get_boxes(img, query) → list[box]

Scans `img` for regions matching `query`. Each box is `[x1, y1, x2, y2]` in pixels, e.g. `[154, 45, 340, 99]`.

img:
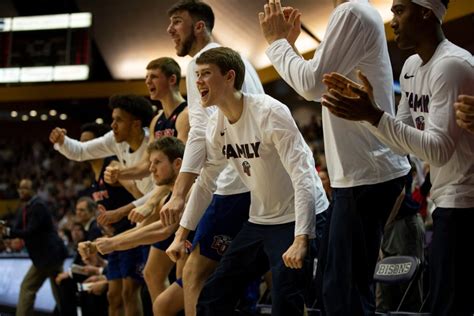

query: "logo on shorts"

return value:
[242, 161, 251, 176]
[415, 116, 425, 130]
[211, 235, 232, 255]
[184, 240, 192, 254]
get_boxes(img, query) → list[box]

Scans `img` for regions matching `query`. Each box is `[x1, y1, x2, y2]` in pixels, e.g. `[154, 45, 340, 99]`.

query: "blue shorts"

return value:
[106, 246, 148, 281]
[153, 231, 195, 251]
[192, 192, 250, 261]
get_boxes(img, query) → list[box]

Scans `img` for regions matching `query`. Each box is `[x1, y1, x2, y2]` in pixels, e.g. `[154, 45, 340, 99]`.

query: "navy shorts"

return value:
[106, 245, 148, 281]
[192, 192, 250, 261]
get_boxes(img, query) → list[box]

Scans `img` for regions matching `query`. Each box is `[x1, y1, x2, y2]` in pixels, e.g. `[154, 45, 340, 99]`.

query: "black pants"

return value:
[321, 176, 405, 316]
[197, 221, 312, 316]
[430, 207, 474, 316]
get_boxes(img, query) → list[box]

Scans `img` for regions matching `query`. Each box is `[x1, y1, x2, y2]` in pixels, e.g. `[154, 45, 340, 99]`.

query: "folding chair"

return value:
[374, 256, 430, 315]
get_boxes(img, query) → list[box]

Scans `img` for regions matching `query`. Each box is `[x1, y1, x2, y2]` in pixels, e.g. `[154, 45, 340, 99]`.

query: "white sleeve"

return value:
[267, 105, 327, 237]
[370, 59, 473, 167]
[179, 128, 227, 230]
[265, 9, 366, 101]
[54, 131, 116, 161]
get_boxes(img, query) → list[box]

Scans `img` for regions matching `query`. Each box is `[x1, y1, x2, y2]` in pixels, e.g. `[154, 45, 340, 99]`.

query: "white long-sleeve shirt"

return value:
[180, 93, 329, 237]
[55, 130, 154, 195]
[266, 0, 410, 188]
[181, 42, 264, 195]
[368, 40, 474, 208]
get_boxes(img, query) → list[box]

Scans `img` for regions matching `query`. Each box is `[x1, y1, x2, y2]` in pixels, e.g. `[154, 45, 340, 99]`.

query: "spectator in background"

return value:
[0, 178, 68, 316]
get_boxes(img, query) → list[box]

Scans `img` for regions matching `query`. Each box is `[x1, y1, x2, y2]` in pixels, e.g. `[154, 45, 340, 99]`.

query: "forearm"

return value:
[118, 160, 150, 181]
[117, 180, 143, 199]
[179, 181, 212, 231]
[114, 221, 176, 250]
[371, 113, 455, 167]
[172, 172, 198, 200]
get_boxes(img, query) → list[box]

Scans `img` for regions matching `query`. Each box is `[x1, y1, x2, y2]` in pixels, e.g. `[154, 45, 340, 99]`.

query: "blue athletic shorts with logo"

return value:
[192, 192, 250, 261]
[106, 245, 148, 281]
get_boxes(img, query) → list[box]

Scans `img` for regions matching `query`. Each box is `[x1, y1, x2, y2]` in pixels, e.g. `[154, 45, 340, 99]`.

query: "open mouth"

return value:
[200, 89, 209, 98]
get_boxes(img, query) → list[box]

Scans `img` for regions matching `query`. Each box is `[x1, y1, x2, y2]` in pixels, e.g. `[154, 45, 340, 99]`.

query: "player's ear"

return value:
[226, 70, 236, 86]
[173, 158, 182, 171]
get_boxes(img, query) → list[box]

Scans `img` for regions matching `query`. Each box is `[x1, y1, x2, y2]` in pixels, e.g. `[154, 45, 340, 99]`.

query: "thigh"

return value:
[185, 244, 219, 281]
[153, 282, 184, 314]
[21, 264, 48, 292]
[144, 247, 174, 279]
[263, 223, 309, 316]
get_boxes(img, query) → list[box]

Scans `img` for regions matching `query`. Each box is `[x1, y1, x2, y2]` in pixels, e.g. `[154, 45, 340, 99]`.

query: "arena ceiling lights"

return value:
[0, 13, 92, 83]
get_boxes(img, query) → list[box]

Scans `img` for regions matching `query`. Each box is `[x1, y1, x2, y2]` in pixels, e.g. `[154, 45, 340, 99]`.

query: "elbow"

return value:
[430, 155, 450, 168]
[429, 150, 454, 167]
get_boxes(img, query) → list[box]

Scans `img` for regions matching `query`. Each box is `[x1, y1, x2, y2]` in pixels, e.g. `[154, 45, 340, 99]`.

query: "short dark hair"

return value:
[80, 122, 111, 138]
[76, 196, 97, 214]
[167, 0, 215, 32]
[147, 136, 184, 162]
[146, 57, 182, 86]
[196, 47, 246, 90]
[19, 178, 39, 192]
[109, 94, 154, 127]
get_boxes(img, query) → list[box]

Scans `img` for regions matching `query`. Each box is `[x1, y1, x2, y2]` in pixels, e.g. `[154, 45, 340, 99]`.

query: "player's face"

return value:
[145, 68, 171, 101]
[390, 0, 423, 50]
[167, 11, 196, 57]
[111, 108, 135, 143]
[75, 200, 93, 225]
[148, 150, 177, 186]
[195, 63, 227, 108]
[80, 131, 95, 142]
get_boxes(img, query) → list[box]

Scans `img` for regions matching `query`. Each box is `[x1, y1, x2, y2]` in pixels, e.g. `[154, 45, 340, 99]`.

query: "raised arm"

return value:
[51, 129, 117, 161]
[263, 4, 367, 101]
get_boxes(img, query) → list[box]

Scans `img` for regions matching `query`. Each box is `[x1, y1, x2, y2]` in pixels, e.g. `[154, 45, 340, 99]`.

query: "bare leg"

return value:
[153, 282, 184, 316]
[122, 277, 143, 316]
[107, 279, 124, 316]
[143, 247, 175, 301]
[182, 244, 218, 316]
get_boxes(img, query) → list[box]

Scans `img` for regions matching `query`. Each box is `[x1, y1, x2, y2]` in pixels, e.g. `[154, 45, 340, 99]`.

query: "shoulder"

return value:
[177, 106, 189, 121]
[245, 93, 292, 122]
[334, 1, 379, 23]
[430, 44, 474, 82]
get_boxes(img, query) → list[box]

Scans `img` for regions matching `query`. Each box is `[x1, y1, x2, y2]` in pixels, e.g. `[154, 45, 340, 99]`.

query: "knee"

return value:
[121, 282, 140, 303]
[183, 261, 208, 286]
[143, 264, 155, 285]
[107, 287, 122, 308]
[153, 295, 170, 316]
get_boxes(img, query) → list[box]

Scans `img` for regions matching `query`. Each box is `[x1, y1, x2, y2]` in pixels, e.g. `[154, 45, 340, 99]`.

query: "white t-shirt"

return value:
[181, 42, 264, 195]
[371, 39, 474, 208]
[180, 93, 329, 238]
[266, 0, 410, 188]
[55, 129, 154, 195]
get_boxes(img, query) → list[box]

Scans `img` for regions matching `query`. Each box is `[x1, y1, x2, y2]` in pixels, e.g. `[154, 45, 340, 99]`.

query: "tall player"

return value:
[321, 0, 474, 313]
[259, 0, 410, 313]
[160, 1, 264, 315]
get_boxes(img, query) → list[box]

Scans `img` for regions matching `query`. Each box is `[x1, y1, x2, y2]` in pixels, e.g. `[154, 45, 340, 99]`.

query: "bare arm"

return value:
[159, 172, 198, 226]
[176, 108, 190, 144]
